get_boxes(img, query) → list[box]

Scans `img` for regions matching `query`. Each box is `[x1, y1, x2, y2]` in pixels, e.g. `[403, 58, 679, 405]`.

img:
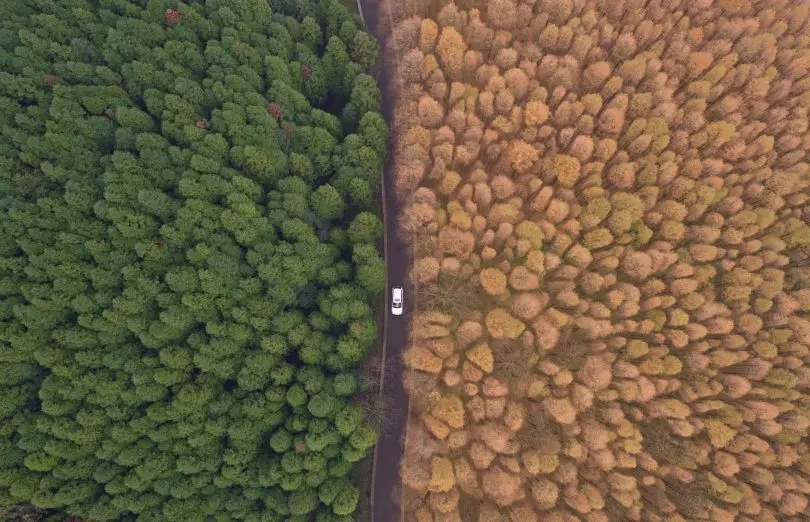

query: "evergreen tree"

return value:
[0, 0, 385, 519]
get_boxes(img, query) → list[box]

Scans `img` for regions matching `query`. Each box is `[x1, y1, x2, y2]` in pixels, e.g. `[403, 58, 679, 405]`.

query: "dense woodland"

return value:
[0, 0, 386, 520]
[386, 0, 810, 520]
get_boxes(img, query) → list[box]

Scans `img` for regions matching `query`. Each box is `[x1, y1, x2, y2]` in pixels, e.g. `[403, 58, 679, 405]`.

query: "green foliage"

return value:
[0, 0, 385, 520]
[359, 111, 388, 160]
[351, 32, 380, 70]
[349, 212, 384, 244]
[310, 184, 346, 221]
[333, 374, 358, 396]
[349, 74, 381, 117]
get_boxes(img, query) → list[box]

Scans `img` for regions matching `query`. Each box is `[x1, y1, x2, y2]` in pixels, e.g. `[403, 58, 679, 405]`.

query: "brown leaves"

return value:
[418, 95, 445, 128]
[479, 267, 507, 296]
[391, 1, 810, 519]
[544, 397, 577, 424]
[577, 355, 612, 392]
[506, 140, 539, 174]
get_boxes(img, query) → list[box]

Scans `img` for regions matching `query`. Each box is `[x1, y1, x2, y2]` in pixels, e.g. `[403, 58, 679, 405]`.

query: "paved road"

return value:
[357, 0, 410, 521]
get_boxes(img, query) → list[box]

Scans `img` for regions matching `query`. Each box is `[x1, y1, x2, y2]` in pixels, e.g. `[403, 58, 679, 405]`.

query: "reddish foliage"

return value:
[195, 119, 208, 129]
[164, 8, 182, 25]
[267, 101, 284, 120]
[43, 74, 59, 86]
[154, 236, 165, 248]
[300, 65, 312, 79]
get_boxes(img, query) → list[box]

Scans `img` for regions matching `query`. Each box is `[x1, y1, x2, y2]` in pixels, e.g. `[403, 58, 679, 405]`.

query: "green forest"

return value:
[0, 0, 386, 520]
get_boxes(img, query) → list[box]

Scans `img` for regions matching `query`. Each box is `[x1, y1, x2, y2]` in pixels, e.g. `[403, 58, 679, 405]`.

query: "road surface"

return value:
[357, 0, 410, 520]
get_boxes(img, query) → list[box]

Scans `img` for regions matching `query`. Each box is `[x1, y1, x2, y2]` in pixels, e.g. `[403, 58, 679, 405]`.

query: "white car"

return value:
[391, 286, 403, 316]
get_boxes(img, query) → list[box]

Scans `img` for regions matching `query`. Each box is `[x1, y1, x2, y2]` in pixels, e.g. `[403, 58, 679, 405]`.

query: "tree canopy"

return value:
[0, 0, 385, 520]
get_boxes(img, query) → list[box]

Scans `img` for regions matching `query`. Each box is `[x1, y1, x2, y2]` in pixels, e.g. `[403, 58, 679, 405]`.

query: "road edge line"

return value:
[368, 0, 388, 515]
[355, 0, 367, 27]
[368, 2, 415, 520]
[368, 105, 389, 522]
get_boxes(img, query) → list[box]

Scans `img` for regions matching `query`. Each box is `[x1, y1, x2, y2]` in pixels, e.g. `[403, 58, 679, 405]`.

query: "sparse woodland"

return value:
[384, 0, 810, 520]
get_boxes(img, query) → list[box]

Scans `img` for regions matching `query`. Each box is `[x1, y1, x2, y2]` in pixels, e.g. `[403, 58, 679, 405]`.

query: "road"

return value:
[357, 0, 410, 521]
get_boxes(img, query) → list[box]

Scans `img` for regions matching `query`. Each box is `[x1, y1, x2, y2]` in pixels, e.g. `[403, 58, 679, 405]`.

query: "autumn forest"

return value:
[3, 0, 810, 521]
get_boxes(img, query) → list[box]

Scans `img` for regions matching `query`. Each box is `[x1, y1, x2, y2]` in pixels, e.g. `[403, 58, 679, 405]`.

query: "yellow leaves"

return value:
[421, 413, 450, 440]
[704, 419, 736, 448]
[414, 321, 451, 340]
[404, 346, 443, 374]
[438, 170, 461, 195]
[466, 343, 493, 373]
[622, 439, 642, 454]
[639, 357, 664, 375]
[431, 395, 465, 429]
[429, 457, 456, 493]
[479, 267, 507, 296]
[668, 308, 689, 327]
[649, 398, 691, 419]
[581, 93, 603, 115]
[706, 121, 737, 147]
[581, 197, 611, 228]
[764, 368, 797, 388]
[582, 228, 614, 249]
[624, 339, 649, 360]
[526, 378, 549, 399]
[553, 154, 582, 187]
[787, 223, 810, 248]
[515, 220, 544, 247]
[491, 115, 513, 134]
[707, 472, 743, 504]
[607, 209, 634, 235]
[419, 19, 439, 53]
[525, 250, 545, 275]
[658, 219, 686, 242]
[449, 209, 471, 230]
[523, 451, 558, 475]
[488, 202, 520, 225]
[628, 92, 652, 117]
[423, 54, 438, 76]
[610, 192, 644, 218]
[485, 308, 526, 339]
[436, 27, 466, 80]
[524, 100, 550, 126]
[661, 355, 683, 375]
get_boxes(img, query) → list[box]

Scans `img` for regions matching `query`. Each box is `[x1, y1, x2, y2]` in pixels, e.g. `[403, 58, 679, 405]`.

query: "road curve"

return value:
[357, 0, 409, 521]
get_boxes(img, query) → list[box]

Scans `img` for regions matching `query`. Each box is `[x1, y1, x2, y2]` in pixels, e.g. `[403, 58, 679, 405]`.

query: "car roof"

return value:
[392, 287, 402, 296]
